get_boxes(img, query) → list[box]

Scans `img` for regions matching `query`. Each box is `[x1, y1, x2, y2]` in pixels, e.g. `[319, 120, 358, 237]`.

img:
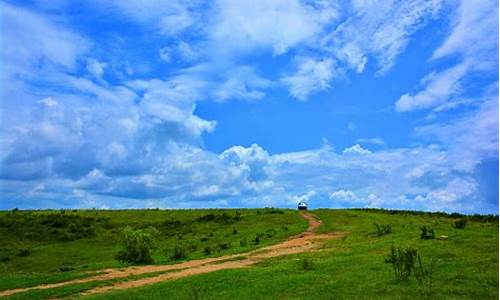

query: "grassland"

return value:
[0, 208, 307, 293]
[0, 208, 498, 299]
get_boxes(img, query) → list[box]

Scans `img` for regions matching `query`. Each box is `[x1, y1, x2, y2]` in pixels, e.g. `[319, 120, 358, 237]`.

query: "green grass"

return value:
[1, 209, 498, 299]
[82, 209, 498, 300]
[0, 208, 307, 292]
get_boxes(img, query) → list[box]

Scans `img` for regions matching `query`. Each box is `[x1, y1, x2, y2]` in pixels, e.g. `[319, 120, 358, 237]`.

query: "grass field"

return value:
[0, 208, 498, 299]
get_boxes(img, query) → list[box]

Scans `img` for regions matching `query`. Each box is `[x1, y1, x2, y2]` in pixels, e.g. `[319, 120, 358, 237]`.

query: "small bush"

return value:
[454, 218, 467, 229]
[59, 264, 75, 272]
[266, 229, 277, 238]
[299, 258, 314, 271]
[385, 245, 418, 280]
[200, 236, 209, 242]
[171, 246, 189, 260]
[281, 225, 289, 232]
[232, 227, 238, 235]
[420, 226, 435, 240]
[218, 242, 231, 251]
[240, 238, 248, 247]
[373, 223, 392, 236]
[0, 253, 10, 262]
[203, 246, 211, 256]
[115, 226, 159, 264]
[17, 248, 31, 257]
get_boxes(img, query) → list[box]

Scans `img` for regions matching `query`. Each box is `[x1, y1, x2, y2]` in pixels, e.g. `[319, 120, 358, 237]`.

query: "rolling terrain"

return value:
[0, 209, 498, 299]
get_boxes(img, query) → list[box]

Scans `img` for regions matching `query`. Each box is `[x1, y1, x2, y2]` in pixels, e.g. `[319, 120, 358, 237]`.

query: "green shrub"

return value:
[17, 248, 31, 257]
[240, 238, 248, 247]
[115, 226, 158, 264]
[233, 227, 238, 235]
[385, 245, 418, 280]
[373, 223, 392, 236]
[59, 264, 75, 272]
[420, 226, 435, 239]
[454, 218, 467, 229]
[299, 258, 314, 271]
[171, 246, 189, 260]
[218, 242, 231, 251]
[203, 246, 211, 256]
[266, 229, 277, 238]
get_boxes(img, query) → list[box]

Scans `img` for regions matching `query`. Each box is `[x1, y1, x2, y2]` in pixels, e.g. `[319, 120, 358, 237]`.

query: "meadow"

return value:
[0, 208, 498, 299]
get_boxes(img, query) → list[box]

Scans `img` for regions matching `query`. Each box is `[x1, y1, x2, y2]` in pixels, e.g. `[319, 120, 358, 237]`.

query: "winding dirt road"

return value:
[0, 212, 344, 298]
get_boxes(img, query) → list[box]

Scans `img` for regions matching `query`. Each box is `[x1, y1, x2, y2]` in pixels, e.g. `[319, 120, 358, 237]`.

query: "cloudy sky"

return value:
[0, 0, 498, 213]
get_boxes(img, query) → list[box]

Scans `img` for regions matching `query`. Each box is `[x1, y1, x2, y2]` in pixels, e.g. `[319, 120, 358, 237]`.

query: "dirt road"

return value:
[0, 212, 344, 298]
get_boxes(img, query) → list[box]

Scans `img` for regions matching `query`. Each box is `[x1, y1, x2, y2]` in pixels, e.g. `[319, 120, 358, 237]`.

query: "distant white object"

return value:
[298, 201, 307, 210]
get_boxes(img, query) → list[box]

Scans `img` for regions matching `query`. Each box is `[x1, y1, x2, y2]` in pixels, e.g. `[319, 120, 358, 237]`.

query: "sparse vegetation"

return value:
[373, 223, 392, 236]
[420, 226, 435, 239]
[386, 245, 418, 280]
[0, 209, 497, 299]
[299, 258, 314, 271]
[115, 226, 159, 264]
[171, 246, 189, 260]
[454, 218, 467, 229]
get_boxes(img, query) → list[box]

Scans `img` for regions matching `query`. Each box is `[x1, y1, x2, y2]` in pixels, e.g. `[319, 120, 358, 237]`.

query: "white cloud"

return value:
[330, 189, 357, 201]
[432, 0, 498, 64]
[343, 144, 371, 155]
[38, 97, 58, 107]
[86, 58, 108, 80]
[101, 0, 198, 36]
[282, 57, 335, 100]
[158, 47, 171, 63]
[210, 0, 337, 55]
[290, 190, 316, 204]
[396, 0, 498, 112]
[1, 2, 89, 79]
[356, 137, 385, 146]
[323, 0, 444, 73]
[415, 95, 498, 172]
[395, 63, 468, 112]
[178, 41, 196, 60]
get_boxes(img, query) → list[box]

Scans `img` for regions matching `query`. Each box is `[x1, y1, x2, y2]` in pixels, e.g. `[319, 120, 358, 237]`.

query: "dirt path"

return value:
[0, 212, 344, 298]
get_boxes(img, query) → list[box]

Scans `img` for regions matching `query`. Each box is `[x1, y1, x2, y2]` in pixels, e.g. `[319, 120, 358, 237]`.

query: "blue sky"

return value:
[0, 0, 498, 213]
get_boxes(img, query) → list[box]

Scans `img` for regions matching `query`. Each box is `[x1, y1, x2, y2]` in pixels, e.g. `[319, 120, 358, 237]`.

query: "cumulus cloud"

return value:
[330, 189, 356, 201]
[0, 1, 496, 214]
[210, 0, 337, 55]
[343, 144, 371, 155]
[290, 190, 316, 204]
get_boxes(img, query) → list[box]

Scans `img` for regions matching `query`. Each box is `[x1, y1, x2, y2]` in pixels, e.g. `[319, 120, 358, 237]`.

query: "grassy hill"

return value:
[0, 209, 498, 299]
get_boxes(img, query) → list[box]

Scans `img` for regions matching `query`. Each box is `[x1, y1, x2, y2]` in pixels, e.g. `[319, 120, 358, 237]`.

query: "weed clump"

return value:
[373, 223, 392, 236]
[453, 218, 467, 229]
[240, 238, 248, 247]
[16, 248, 30, 257]
[420, 226, 435, 239]
[299, 258, 314, 271]
[385, 245, 418, 280]
[171, 246, 189, 260]
[115, 226, 158, 264]
[218, 242, 231, 251]
[203, 246, 211, 256]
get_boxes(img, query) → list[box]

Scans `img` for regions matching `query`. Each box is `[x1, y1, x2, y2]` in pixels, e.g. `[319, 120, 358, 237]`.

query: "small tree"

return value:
[115, 226, 158, 264]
